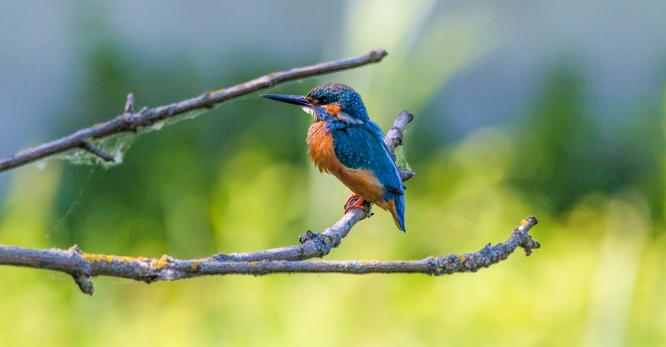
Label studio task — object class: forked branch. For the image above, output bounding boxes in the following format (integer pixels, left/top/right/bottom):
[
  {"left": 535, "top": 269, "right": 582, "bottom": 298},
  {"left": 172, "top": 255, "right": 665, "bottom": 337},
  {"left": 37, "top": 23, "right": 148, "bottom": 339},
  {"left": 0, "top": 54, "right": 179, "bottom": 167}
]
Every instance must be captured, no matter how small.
[{"left": 0, "top": 110, "right": 540, "bottom": 295}]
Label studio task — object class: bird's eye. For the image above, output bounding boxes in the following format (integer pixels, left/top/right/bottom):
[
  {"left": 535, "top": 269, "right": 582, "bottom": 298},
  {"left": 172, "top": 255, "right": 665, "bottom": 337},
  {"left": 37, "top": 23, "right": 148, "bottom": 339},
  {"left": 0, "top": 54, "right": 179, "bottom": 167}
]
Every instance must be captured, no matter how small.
[{"left": 306, "top": 96, "right": 320, "bottom": 105}]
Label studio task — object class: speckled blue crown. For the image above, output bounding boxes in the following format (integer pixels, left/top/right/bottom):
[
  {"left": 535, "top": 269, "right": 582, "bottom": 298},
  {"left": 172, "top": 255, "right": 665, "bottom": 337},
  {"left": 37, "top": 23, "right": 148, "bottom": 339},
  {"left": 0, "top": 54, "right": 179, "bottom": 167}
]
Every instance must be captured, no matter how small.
[{"left": 307, "top": 83, "right": 369, "bottom": 120}]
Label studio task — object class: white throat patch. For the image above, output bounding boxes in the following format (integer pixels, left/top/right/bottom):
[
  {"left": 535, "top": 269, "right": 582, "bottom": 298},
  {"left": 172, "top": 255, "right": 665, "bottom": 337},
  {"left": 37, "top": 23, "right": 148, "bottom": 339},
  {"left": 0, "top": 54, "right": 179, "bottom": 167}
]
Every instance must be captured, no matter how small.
[
  {"left": 301, "top": 107, "right": 318, "bottom": 120},
  {"left": 301, "top": 107, "right": 364, "bottom": 124}
]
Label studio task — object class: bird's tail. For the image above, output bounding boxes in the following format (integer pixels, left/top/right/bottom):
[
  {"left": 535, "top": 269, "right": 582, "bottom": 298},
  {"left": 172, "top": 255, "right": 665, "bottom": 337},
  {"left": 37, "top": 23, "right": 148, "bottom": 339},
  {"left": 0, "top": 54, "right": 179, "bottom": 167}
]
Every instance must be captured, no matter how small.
[{"left": 389, "top": 194, "right": 406, "bottom": 232}]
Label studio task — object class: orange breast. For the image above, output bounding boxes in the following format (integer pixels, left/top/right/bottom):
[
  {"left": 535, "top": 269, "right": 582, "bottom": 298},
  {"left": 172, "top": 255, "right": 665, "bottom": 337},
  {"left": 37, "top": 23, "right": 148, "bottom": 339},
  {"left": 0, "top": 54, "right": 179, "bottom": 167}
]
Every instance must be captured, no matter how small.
[{"left": 307, "top": 122, "right": 386, "bottom": 204}]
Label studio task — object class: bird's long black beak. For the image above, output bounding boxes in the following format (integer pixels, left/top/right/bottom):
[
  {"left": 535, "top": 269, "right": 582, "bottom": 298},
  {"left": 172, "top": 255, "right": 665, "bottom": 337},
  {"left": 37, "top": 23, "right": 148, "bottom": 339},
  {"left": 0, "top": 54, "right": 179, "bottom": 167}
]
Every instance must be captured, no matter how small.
[{"left": 262, "top": 94, "right": 311, "bottom": 107}]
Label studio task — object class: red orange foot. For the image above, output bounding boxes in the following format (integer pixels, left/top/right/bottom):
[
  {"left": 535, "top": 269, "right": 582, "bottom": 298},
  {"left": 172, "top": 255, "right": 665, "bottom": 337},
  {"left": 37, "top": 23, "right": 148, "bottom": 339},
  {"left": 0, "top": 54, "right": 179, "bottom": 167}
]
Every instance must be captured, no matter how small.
[{"left": 344, "top": 194, "right": 372, "bottom": 217}]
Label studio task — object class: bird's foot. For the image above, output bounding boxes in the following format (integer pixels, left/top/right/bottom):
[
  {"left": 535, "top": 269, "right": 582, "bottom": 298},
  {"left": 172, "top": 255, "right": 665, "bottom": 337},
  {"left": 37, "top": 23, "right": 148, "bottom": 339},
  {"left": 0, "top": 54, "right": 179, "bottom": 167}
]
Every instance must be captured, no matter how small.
[{"left": 343, "top": 194, "right": 373, "bottom": 218}]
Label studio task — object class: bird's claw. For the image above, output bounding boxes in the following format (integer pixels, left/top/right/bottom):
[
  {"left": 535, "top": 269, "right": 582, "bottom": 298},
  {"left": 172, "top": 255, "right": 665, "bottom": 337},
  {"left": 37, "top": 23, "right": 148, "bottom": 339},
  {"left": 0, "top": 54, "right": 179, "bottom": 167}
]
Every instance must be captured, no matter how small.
[{"left": 343, "top": 194, "right": 373, "bottom": 218}]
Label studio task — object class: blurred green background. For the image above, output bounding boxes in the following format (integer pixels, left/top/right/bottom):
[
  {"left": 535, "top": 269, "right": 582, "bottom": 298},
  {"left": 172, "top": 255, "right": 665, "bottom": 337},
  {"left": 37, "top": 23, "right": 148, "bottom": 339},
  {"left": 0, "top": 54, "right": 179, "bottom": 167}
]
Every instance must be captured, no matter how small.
[{"left": 1, "top": 1, "right": 665, "bottom": 346}]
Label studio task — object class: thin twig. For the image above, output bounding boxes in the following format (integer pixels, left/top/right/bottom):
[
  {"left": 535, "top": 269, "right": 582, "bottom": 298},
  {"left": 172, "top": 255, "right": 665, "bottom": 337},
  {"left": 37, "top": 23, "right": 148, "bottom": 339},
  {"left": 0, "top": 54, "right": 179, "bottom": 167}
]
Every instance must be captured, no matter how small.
[
  {"left": 385, "top": 110, "right": 416, "bottom": 180},
  {"left": 79, "top": 140, "right": 115, "bottom": 163},
  {"left": 124, "top": 93, "right": 135, "bottom": 114},
  {"left": 0, "top": 49, "right": 388, "bottom": 173},
  {"left": 0, "top": 217, "right": 539, "bottom": 295}
]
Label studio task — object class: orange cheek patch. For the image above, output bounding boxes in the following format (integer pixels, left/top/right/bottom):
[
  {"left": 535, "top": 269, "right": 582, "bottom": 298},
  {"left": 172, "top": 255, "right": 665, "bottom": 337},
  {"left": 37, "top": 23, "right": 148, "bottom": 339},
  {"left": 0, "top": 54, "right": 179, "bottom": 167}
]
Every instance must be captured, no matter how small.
[{"left": 322, "top": 102, "right": 341, "bottom": 116}]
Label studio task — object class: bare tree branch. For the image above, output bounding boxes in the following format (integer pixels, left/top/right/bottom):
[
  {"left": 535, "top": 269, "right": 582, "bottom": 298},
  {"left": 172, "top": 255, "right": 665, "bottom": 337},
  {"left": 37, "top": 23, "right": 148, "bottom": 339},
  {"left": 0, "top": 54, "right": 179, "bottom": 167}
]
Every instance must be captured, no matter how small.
[
  {"left": 0, "top": 217, "right": 539, "bottom": 295},
  {"left": 0, "top": 49, "right": 388, "bottom": 173}
]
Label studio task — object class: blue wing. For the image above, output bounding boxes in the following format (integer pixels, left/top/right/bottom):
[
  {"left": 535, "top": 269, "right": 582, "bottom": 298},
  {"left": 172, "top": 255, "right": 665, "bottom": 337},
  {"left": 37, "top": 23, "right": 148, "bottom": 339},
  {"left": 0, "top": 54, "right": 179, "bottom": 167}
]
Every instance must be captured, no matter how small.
[
  {"left": 330, "top": 120, "right": 406, "bottom": 231},
  {"left": 330, "top": 121, "right": 403, "bottom": 195}
]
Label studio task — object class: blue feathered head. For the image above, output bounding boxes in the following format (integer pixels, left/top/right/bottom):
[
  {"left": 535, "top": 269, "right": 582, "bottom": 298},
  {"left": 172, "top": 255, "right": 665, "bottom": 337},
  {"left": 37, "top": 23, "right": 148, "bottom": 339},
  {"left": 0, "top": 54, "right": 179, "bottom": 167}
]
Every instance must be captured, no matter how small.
[{"left": 263, "top": 83, "right": 369, "bottom": 124}]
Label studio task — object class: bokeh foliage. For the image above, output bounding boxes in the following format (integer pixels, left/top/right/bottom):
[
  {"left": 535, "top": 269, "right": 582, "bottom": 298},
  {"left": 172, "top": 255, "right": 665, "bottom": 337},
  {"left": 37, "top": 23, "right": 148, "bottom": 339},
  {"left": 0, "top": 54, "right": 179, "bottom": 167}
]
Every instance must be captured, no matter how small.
[{"left": 1, "top": 1, "right": 665, "bottom": 346}]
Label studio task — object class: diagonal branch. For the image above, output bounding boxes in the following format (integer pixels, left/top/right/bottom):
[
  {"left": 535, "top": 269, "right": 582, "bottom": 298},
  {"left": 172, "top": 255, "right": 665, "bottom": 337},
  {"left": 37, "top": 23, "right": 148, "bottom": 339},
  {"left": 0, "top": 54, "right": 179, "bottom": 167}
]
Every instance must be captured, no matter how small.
[{"left": 0, "top": 49, "right": 388, "bottom": 173}]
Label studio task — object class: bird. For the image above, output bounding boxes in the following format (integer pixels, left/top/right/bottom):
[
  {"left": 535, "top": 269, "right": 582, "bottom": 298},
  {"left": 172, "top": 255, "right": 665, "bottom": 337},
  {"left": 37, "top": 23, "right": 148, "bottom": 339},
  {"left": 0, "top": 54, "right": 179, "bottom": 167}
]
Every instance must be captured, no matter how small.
[{"left": 262, "top": 83, "right": 406, "bottom": 232}]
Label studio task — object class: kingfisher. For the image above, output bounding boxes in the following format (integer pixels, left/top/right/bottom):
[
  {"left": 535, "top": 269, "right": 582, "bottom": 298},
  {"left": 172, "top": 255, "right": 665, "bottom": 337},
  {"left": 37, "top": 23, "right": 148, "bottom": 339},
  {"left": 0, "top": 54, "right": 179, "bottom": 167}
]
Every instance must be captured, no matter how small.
[{"left": 263, "top": 83, "right": 406, "bottom": 232}]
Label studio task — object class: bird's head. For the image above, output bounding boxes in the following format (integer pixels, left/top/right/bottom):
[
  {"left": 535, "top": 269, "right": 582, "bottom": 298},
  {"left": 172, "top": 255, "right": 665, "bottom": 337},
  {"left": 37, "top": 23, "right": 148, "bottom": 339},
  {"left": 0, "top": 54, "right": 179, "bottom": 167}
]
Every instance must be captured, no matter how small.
[{"left": 262, "top": 83, "right": 368, "bottom": 125}]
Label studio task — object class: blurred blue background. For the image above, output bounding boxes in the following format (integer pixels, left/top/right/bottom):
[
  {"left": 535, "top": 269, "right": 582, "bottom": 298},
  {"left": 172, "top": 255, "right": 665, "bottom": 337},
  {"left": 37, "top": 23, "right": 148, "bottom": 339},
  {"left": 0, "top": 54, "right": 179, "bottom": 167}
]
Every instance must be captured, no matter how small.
[{"left": 1, "top": 1, "right": 665, "bottom": 346}]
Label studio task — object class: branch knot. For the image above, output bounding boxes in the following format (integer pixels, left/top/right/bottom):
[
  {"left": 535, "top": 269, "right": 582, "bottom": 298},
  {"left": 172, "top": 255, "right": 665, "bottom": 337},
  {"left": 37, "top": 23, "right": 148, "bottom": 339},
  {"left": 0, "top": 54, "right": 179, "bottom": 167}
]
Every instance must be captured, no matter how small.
[
  {"left": 299, "top": 231, "right": 339, "bottom": 258},
  {"left": 67, "top": 245, "right": 94, "bottom": 295}
]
